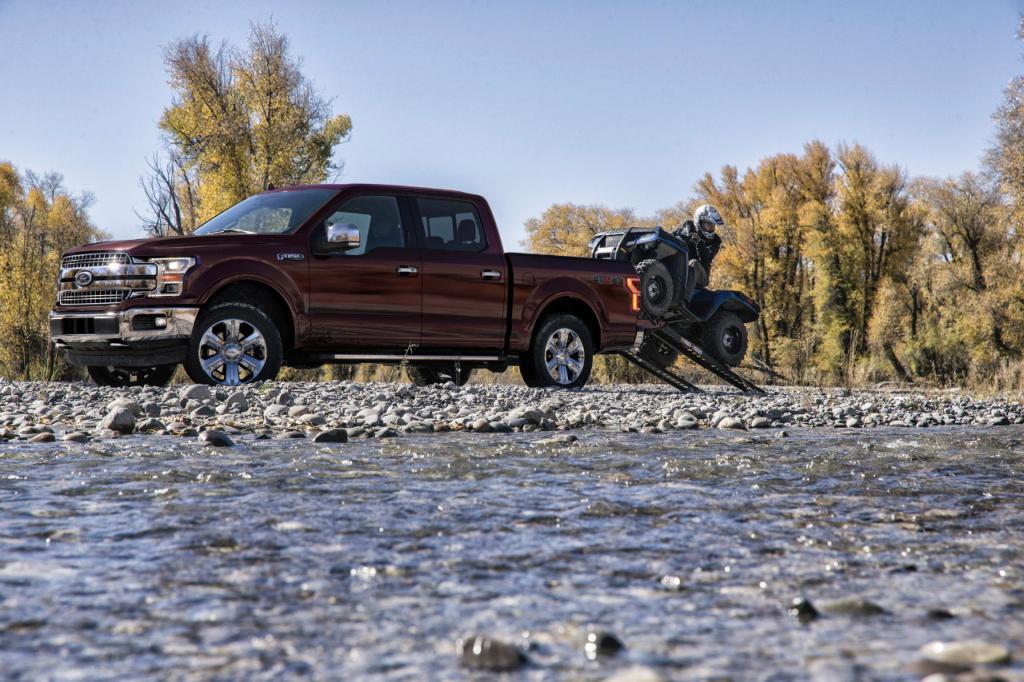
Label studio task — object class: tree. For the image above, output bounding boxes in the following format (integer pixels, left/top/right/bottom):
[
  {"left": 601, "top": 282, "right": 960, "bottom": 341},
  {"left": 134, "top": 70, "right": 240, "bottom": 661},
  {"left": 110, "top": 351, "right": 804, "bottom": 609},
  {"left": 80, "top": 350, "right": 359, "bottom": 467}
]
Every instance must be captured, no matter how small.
[
  {"left": 523, "top": 203, "right": 646, "bottom": 256},
  {"left": 0, "top": 163, "right": 104, "bottom": 379},
  {"left": 141, "top": 22, "right": 352, "bottom": 235}
]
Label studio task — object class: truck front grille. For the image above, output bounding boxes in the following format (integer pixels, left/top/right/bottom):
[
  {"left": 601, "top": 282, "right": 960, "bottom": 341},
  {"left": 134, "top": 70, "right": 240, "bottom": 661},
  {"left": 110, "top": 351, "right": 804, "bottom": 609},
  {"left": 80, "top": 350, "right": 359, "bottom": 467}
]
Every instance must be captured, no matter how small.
[
  {"left": 61, "top": 252, "right": 130, "bottom": 269},
  {"left": 56, "top": 251, "right": 157, "bottom": 307},
  {"left": 57, "top": 289, "right": 131, "bottom": 306}
]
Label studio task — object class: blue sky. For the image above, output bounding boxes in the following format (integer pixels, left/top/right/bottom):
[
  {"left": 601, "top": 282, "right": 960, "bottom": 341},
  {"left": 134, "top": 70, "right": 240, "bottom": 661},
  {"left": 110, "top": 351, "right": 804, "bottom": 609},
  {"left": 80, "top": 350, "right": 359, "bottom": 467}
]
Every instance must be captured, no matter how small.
[{"left": 0, "top": 0, "right": 1021, "bottom": 246}]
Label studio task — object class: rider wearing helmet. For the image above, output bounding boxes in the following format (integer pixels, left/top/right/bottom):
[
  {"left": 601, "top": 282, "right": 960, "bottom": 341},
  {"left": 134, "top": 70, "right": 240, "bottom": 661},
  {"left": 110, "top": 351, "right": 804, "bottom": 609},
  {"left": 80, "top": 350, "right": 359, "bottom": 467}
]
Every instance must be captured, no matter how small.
[{"left": 674, "top": 204, "right": 724, "bottom": 301}]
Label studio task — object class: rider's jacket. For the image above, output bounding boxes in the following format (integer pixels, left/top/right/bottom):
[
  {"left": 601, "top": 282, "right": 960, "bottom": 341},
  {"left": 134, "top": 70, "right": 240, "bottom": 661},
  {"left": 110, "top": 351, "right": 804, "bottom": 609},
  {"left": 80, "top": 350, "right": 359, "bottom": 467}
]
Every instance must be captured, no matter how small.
[{"left": 674, "top": 220, "right": 722, "bottom": 276}]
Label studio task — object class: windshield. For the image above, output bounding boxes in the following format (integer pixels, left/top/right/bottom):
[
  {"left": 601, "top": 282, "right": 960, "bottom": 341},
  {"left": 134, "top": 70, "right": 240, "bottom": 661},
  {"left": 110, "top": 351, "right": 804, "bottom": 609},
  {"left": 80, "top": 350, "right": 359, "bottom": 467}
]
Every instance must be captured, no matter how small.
[{"left": 193, "top": 188, "right": 338, "bottom": 236}]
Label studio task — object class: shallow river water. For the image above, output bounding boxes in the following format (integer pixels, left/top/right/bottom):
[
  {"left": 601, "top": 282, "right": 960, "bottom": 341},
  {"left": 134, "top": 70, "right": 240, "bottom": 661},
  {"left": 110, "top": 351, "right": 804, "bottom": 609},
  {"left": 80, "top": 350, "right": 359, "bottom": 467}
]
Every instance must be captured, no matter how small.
[{"left": 1, "top": 427, "right": 1023, "bottom": 680}]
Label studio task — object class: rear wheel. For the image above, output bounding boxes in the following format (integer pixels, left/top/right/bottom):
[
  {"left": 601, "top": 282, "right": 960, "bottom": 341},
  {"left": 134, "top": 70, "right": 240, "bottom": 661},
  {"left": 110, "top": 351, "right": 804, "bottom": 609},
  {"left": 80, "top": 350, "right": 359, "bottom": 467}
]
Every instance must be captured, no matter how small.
[
  {"left": 184, "top": 302, "right": 282, "bottom": 386},
  {"left": 406, "top": 364, "right": 474, "bottom": 386},
  {"left": 636, "top": 259, "right": 674, "bottom": 319},
  {"left": 524, "top": 314, "right": 593, "bottom": 388},
  {"left": 87, "top": 364, "right": 176, "bottom": 387},
  {"left": 700, "top": 311, "right": 748, "bottom": 367}
]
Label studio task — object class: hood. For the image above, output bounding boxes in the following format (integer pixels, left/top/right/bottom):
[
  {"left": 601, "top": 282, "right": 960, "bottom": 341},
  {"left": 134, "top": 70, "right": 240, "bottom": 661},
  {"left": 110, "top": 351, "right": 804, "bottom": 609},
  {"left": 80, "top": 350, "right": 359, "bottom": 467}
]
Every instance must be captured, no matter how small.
[{"left": 63, "top": 232, "right": 290, "bottom": 258}]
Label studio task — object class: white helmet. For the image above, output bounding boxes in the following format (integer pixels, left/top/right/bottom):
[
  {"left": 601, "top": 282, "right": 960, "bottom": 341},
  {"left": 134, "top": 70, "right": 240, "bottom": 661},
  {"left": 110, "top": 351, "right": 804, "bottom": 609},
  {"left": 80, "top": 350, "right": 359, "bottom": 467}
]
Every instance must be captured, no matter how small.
[{"left": 693, "top": 204, "right": 724, "bottom": 236}]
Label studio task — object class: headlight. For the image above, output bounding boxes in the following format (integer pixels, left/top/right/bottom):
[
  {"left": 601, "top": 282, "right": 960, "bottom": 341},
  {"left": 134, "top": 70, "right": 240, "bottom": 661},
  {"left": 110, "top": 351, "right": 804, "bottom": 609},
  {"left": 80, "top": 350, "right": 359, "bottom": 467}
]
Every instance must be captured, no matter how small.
[{"left": 149, "top": 257, "right": 196, "bottom": 296}]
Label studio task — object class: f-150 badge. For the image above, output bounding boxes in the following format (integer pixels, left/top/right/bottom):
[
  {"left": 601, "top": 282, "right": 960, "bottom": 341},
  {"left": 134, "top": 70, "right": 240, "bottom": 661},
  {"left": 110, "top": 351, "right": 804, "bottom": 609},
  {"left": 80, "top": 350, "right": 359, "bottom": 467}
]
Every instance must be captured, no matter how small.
[{"left": 277, "top": 252, "right": 305, "bottom": 261}]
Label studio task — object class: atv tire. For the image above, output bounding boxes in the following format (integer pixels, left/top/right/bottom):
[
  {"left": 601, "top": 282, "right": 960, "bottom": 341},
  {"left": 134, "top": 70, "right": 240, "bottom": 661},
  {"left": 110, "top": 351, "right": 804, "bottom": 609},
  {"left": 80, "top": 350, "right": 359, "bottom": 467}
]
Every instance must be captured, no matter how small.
[
  {"left": 701, "top": 311, "right": 748, "bottom": 367},
  {"left": 636, "top": 259, "right": 674, "bottom": 319}
]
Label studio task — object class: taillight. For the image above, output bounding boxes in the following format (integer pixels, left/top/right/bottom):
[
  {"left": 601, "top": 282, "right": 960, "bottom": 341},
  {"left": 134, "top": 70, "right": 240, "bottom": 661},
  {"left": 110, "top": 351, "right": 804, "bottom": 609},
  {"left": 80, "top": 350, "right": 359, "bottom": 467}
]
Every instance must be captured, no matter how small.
[{"left": 625, "top": 276, "right": 641, "bottom": 312}]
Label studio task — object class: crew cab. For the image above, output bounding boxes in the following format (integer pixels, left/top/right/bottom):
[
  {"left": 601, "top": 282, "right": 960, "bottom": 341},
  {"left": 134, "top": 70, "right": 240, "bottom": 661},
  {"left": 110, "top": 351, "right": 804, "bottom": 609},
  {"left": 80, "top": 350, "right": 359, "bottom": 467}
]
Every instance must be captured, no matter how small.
[{"left": 50, "top": 184, "right": 642, "bottom": 388}]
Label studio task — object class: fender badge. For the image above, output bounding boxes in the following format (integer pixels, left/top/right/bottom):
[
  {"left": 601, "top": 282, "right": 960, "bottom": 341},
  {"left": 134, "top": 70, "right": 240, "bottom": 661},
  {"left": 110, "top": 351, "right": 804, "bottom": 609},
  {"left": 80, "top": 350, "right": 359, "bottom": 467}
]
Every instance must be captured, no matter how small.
[{"left": 276, "top": 252, "right": 305, "bottom": 261}]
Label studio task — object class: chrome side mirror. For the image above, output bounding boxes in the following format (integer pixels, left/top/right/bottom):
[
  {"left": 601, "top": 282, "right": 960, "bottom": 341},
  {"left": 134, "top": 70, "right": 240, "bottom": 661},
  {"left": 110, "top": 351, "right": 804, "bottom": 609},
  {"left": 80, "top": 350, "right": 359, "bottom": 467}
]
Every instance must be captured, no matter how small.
[{"left": 326, "top": 223, "right": 361, "bottom": 250}]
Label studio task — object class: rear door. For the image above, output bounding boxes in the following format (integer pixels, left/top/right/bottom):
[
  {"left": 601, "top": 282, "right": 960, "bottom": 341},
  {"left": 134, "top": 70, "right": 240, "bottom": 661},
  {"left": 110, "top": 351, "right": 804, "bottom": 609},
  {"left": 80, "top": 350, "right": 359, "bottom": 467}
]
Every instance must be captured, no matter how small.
[
  {"left": 306, "top": 194, "right": 422, "bottom": 349},
  {"left": 412, "top": 196, "right": 507, "bottom": 350}
]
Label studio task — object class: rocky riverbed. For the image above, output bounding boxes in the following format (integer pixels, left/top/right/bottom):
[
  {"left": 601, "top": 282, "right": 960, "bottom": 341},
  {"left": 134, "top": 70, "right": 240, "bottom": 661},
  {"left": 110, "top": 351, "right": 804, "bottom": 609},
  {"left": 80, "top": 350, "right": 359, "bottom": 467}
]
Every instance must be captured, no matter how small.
[{"left": 0, "top": 380, "right": 1020, "bottom": 445}]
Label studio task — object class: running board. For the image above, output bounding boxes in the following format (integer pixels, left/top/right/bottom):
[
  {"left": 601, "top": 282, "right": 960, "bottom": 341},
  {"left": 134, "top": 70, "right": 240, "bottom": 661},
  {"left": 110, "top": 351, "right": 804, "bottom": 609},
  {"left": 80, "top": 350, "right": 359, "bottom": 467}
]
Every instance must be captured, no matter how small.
[
  {"left": 328, "top": 354, "right": 504, "bottom": 362},
  {"left": 651, "top": 328, "right": 766, "bottom": 394},
  {"left": 615, "top": 350, "right": 700, "bottom": 393}
]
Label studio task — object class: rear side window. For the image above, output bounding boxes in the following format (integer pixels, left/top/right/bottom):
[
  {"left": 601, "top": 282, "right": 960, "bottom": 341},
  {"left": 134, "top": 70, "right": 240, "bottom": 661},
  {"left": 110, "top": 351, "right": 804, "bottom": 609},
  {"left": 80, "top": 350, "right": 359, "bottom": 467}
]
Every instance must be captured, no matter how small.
[{"left": 416, "top": 198, "right": 487, "bottom": 252}]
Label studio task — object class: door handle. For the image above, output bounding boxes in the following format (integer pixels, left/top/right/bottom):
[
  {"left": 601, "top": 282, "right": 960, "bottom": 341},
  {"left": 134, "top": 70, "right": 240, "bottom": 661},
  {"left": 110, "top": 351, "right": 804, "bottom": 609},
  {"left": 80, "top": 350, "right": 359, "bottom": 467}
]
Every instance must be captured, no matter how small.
[
  {"left": 396, "top": 266, "right": 419, "bottom": 276},
  {"left": 481, "top": 269, "right": 502, "bottom": 280}
]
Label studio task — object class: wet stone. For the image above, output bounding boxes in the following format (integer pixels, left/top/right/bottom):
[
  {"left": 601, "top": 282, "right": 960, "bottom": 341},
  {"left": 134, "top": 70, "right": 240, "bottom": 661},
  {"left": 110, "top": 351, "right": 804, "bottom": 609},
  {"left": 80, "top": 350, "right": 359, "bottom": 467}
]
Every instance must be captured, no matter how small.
[
  {"left": 457, "top": 635, "right": 527, "bottom": 671},
  {"left": 312, "top": 428, "right": 348, "bottom": 444},
  {"left": 819, "top": 597, "right": 886, "bottom": 617},
  {"left": 717, "top": 417, "right": 747, "bottom": 431},
  {"left": 61, "top": 431, "right": 89, "bottom": 443},
  {"left": 919, "top": 640, "right": 1011, "bottom": 666},
  {"left": 788, "top": 597, "right": 819, "bottom": 623},
  {"left": 584, "top": 630, "right": 623, "bottom": 659},
  {"left": 198, "top": 430, "right": 235, "bottom": 447},
  {"left": 279, "top": 431, "right": 306, "bottom": 439},
  {"left": 98, "top": 407, "right": 135, "bottom": 435},
  {"left": 29, "top": 432, "right": 55, "bottom": 443},
  {"left": 536, "top": 434, "right": 578, "bottom": 446}
]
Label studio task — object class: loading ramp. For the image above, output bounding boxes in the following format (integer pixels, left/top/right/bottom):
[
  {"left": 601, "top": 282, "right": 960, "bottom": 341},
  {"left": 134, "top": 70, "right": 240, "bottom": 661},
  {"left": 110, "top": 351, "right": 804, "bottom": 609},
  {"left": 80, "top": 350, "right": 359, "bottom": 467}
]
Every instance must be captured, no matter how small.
[{"left": 619, "top": 327, "right": 767, "bottom": 395}]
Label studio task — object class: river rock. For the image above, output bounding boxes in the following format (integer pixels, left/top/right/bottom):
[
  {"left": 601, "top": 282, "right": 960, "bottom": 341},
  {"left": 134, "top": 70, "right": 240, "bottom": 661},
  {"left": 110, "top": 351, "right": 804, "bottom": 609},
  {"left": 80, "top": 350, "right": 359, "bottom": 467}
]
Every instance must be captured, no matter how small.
[
  {"left": 819, "top": 597, "right": 886, "bottom": 616},
  {"left": 313, "top": 428, "right": 348, "bottom": 443},
  {"left": 61, "top": 431, "right": 89, "bottom": 443},
  {"left": 717, "top": 417, "right": 747, "bottom": 431},
  {"left": 919, "top": 640, "right": 1011, "bottom": 666},
  {"left": 180, "top": 385, "right": 212, "bottom": 402},
  {"left": 536, "top": 434, "right": 578, "bottom": 446},
  {"left": 584, "top": 630, "right": 624, "bottom": 659},
  {"left": 457, "top": 635, "right": 527, "bottom": 671},
  {"left": 788, "top": 597, "right": 819, "bottom": 623},
  {"left": 199, "top": 429, "right": 235, "bottom": 447},
  {"left": 29, "top": 432, "right": 55, "bottom": 443},
  {"left": 98, "top": 407, "right": 135, "bottom": 435}
]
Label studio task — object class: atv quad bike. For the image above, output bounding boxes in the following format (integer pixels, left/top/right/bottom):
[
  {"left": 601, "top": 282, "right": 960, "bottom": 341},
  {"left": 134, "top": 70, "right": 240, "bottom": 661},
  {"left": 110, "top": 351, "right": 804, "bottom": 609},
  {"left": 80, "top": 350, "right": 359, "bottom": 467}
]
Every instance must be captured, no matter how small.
[{"left": 589, "top": 226, "right": 760, "bottom": 368}]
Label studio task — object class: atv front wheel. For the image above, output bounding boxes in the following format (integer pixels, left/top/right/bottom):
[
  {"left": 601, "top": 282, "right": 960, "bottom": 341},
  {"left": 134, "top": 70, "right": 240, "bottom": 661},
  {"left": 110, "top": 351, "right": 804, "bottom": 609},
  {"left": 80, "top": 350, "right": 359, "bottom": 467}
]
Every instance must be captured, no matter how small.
[{"left": 701, "top": 311, "right": 748, "bottom": 367}]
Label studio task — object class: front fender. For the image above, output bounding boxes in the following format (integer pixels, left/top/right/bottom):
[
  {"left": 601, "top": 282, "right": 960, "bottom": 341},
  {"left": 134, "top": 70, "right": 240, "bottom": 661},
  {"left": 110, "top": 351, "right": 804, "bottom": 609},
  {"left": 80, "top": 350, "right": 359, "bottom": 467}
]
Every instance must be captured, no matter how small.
[
  {"left": 689, "top": 289, "right": 760, "bottom": 323},
  {"left": 191, "top": 258, "right": 307, "bottom": 336}
]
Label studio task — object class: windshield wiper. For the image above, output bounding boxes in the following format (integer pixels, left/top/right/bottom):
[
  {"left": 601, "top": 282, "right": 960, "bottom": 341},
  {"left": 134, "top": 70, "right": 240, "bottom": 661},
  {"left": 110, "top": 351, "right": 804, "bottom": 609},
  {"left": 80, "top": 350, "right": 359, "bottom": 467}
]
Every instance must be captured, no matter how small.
[{"left": 210, "top": 228, "right": 256, "bottom": 235}]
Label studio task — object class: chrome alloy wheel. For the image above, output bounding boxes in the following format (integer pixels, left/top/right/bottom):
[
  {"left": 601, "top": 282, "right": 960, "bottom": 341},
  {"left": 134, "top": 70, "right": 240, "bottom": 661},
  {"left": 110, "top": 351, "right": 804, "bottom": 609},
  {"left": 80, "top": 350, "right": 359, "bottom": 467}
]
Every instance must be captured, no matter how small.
[
  {"left": 543, "top": 327, "right": 585, "bottom": 385},
  {"left": 196, "top": 318, "right": 267, "bottom": 385}
]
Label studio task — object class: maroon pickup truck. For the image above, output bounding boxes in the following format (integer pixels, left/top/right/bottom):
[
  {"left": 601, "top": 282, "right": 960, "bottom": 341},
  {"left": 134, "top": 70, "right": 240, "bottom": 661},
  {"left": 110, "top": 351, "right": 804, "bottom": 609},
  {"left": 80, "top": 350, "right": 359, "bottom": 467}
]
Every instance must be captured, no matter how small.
[{"left": 50, "top": 184, "right": 642, "bottom": 388}]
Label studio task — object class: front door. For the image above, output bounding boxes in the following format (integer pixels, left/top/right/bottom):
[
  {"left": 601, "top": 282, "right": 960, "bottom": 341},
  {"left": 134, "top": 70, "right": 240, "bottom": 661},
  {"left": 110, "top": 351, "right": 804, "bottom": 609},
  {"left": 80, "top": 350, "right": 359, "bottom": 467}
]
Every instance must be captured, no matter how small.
[{"left": 306, "top": 194, "right": 422, "bottom": 350}]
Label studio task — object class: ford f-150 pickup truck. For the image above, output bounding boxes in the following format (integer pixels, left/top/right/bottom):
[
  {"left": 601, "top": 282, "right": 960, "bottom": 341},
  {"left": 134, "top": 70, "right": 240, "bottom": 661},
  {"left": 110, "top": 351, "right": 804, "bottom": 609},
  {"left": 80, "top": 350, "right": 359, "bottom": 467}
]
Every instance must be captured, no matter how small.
[{"left": 50, "top": 184, "right": 642, "bottom": 388}]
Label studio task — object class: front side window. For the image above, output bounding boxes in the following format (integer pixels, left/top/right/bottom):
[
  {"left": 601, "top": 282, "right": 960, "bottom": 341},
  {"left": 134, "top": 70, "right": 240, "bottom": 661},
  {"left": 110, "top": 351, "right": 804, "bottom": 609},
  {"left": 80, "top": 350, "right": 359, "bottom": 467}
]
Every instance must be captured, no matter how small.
[
  {"left": 416, "top": 198, "right": 486, "bottom": 252},
  {"left": 194, "top": 188, "right": 337, "bottom": 235},
  {"left": 320, "top": 195, "right": 404, "bottom": 256}
]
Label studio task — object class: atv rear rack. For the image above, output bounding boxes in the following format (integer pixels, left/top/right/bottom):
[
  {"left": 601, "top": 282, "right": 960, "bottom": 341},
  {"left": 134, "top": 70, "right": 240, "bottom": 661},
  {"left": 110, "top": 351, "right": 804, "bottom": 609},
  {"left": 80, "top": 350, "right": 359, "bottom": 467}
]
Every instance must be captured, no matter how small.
[{"left": 619, "top": 328, "right": 766, "bottom": 394}]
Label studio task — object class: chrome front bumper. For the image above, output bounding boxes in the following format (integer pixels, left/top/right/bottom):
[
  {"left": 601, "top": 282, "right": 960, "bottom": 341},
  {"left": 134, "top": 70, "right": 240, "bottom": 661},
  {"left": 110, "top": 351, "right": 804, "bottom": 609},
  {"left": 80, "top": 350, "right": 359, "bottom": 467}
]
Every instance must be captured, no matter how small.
[{"left": 50, "top": 307, "right": 198, "bottom": 345}]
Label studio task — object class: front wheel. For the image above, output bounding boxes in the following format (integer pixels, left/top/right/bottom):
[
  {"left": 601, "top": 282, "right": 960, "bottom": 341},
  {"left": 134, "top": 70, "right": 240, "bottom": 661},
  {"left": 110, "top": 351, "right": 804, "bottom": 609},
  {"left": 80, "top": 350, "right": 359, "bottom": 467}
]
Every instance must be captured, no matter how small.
[
  {"left": 184, "top": 302, "right": 283, "bottom": 386},
  {"left": 87, "top": 364, "right": 176, "bottom": 387},
  {"left": 524, "top": 314, "right": 593, "bottom": 388},
  {"left": 700, "top": 311, "right": 748, "bottom": 367},
  {"left": 406, "top": 364, "right": 474, "bottom": 386}
]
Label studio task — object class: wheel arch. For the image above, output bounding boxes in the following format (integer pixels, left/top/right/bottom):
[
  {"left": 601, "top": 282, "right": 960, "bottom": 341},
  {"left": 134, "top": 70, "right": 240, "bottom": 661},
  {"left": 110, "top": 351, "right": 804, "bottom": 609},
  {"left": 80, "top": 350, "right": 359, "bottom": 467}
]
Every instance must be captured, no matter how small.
[
  {"left": 200, "top": 278, "right": 297, "bottom": 349},
  {"left": 529, "top": 294, "right": 602, "bottom": 350}
]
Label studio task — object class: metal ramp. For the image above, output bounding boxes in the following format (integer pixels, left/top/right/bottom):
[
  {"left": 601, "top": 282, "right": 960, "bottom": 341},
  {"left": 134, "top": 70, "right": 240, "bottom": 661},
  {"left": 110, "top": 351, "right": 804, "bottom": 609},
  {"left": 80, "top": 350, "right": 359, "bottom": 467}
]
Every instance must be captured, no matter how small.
[
  {"left": 617, "top": 327, "right": 766, "bottom": 395},
  {"left": 615, "top": 350, "right": 700, "bottom": 393}
]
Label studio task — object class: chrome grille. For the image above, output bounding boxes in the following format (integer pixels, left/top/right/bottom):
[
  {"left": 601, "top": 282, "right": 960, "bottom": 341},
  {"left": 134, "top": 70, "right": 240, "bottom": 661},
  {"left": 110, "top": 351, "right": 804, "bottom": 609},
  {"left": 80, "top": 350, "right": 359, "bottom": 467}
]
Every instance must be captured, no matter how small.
[
  {"left": 61, "top": 252, "right": 130, "bottom": 269},
  {"left": 57, "top": 289, "right": 130, "bottom": 306}
]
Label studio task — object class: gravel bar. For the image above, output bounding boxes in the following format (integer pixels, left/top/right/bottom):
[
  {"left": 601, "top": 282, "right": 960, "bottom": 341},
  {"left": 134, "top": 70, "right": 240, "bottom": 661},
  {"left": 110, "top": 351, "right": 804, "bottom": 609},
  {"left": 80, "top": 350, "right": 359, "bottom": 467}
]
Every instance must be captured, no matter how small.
[{"left": 0, "top": 380, "right": 1019, "bottom": 444}]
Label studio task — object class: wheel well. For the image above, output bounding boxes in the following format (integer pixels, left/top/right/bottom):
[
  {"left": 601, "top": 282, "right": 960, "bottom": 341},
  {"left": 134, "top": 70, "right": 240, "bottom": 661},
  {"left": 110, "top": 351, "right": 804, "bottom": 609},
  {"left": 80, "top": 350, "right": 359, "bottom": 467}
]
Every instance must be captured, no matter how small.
[
  {"left": 533, "top": 297, "right": 601, "bottom": 349},
  {"left": 205, "top": 282, "right": 295, "bottom": 349}
]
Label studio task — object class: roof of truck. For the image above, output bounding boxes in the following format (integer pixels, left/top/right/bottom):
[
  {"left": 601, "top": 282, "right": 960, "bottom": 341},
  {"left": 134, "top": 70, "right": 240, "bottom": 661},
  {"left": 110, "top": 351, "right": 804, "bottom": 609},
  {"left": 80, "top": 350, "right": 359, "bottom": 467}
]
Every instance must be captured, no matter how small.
[{"left": 264, "top": 183, "right": 487, "bottom": 202}]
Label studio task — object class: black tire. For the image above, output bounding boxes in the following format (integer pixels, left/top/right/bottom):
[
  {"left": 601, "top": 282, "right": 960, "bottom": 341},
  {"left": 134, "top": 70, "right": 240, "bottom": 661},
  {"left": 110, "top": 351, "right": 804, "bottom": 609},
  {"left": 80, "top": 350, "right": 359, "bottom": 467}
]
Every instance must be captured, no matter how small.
[
  {"left": 525, "top": 314, "right": 593, "bottom": 388},
  {"left": 700, "top": 311, "right": 748, "bottom": 367},
  {"left": 638, "top": 335, "right": 679, "bottom": 369},
  {"left": 636, "top": 259, "right": 674, "bottom": 319},
  {"left": 518, "top": 356, "right": 543, "bottom": 387},
  {"left": 406, "top": 364, "right": 474, "bottom": 387},
  {"left": 87, "top": 364, "right": 176, "bottom": 387},
  {"left": 184, "top": 302, "right": 282, "bottom": 385}
]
